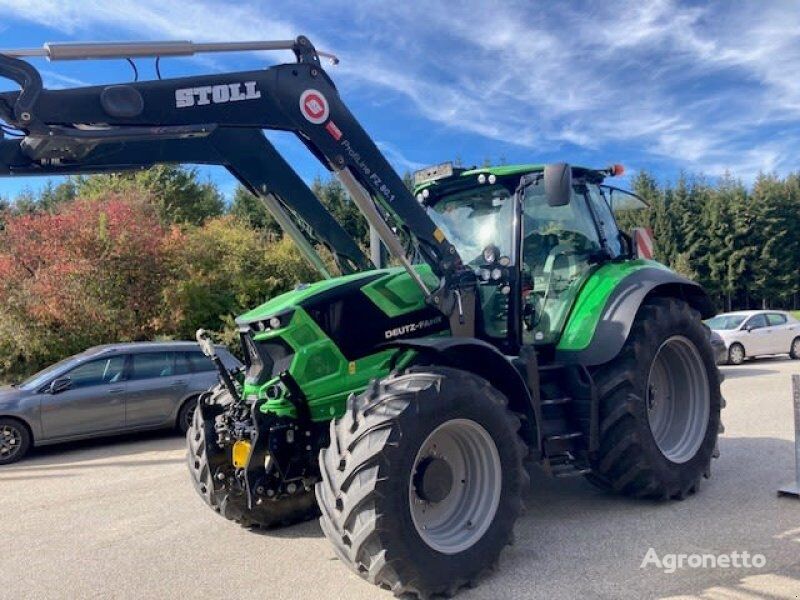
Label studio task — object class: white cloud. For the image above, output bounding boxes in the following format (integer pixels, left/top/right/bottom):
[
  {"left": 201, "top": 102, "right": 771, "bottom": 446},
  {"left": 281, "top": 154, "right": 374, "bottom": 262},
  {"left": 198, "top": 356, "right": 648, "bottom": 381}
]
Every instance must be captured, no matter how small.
[{"left": 2, "top": 0, "right": 799, "bottom": 179}]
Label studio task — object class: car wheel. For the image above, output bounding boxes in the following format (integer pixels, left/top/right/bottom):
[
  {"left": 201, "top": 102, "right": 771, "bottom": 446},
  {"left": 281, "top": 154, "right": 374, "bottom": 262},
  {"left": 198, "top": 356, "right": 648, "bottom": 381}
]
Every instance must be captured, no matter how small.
[
  {"left": 791, "top": 337, "right": 800, "bottom": 360},
  {"left": 177, "top": 397, "right": 199, "bottom": 435},
  {"left": 727, "top": 343, "right": 745, "bottom": 365},
  {"left": 0, "top": 418, "right": 32, "bottom": 465}
]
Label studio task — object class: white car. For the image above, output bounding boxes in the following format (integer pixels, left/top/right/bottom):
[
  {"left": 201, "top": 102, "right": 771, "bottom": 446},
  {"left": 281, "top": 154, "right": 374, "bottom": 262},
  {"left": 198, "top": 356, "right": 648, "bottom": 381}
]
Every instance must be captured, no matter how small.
[{"left": 706, "top": 310, "right": 800, "bottom": 365}]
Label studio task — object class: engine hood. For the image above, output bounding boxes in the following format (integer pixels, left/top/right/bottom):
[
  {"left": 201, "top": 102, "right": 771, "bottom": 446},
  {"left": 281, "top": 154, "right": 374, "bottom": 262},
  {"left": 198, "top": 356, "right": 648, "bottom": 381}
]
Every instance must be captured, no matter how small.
[
  {"left": 0, "top": 385, "right": 26, "bottom": 407},
  {"left": 235, "top": 265, "right": 437, "bottom": 327}
]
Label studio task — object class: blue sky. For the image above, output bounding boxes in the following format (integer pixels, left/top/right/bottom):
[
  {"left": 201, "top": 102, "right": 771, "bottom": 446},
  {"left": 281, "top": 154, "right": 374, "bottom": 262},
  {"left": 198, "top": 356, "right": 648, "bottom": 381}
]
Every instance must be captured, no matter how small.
[{"left": 1, "top": 0, "right": 799, "bottom": 201}]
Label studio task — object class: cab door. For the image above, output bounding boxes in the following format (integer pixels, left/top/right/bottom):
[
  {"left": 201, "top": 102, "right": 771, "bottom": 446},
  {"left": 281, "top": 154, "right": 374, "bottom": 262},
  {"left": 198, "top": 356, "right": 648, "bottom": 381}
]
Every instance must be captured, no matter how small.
[{"left": 520, "top": 181, "right": 605, "bottom": 346}]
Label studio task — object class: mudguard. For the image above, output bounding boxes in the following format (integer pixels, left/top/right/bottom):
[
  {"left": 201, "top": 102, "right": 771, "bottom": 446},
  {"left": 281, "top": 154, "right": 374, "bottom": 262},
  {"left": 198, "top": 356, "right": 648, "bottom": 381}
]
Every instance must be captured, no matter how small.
[
  {"left": 387, "top": 337, "right": 539, "bottom": 448},
  {"left": 555, "top": 265, "right": 716, "bottom": 366}
]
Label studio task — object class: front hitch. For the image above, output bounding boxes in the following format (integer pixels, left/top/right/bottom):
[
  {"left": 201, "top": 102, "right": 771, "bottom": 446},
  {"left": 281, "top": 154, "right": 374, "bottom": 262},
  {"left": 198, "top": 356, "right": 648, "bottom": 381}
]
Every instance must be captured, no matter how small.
[{"left": 196, "top": 328, "right": 240, "bottom": 402}]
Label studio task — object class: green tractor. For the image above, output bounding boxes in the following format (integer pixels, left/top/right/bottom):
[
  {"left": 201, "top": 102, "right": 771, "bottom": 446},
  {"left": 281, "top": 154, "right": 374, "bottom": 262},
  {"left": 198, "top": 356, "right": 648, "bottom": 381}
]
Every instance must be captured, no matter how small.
[
  {"left": 190, "top": 161, "right": 722, "bottom": 596},
  {"left": 0, "top": 37, "right": 722, "bottom": 599}
]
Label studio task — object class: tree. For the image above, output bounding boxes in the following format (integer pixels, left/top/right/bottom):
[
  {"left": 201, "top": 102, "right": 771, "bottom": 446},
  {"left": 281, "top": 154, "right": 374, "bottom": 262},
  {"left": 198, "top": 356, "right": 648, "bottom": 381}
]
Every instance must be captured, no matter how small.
[
  {"left": 163, "top": 215, "right": 320, "bottom": 340},
  {"left": 39, "top": 179, "right": 77, "bottom": 212},
  {"left": 0, "top": 193, "right": 170, "bottom": 379},
  {"left": 312, "top": 176, "right": 369, "bottom": 248},
  {"left": 229, "top": 184, "right": 280, "bottom": 234},
  {"left": 75, "top": 165, "right": 224, "bottom": 225}
]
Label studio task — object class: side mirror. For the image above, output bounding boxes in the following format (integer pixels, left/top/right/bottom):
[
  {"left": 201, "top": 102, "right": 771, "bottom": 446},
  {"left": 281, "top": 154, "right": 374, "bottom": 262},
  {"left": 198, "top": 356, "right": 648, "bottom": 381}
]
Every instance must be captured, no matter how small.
[
  {"left": 49, "top": 377, "right": 71, "bottom": 394},
  {"left": 544, "top": 163, "right": 572, "bottom": 207}
]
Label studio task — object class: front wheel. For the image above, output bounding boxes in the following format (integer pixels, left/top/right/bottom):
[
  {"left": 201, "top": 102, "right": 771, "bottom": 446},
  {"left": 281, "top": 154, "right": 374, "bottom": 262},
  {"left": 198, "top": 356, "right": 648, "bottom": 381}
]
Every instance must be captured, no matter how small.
[
  {"left": 316, "top": 367, "right": 527, "bottom": 598},
  {"left": 587, "top": 297, "right": 723, "bottom": 500},
  {"left": 187, "top": 385, "right": 318, "bottom": 528},
  {"left": 0, "top": 418, "right": 31, "bottom": 465}
]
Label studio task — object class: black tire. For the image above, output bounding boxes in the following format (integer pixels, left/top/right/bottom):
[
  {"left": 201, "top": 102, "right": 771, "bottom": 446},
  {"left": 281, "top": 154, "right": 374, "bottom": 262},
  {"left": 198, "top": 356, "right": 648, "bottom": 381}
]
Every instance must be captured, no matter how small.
[
  {"left": 586, "top": 297, "right": 723, "bottom": 500},
  {"left": 727, "top": 342, "right": 745, "bottom": 365},
  {"left": 790, "top": 337, "right": 800, "bottom": 360},
  {"left": 186, "top": 385, "right": 318, "bottom": 528},
  {"left": 176, "top": 396, "right": 198, "bottom": 435},
  {"left": 0, "top": 417, "right": 32, "bottom": 465},
  {"left": 316, "top": 366, "right": 527, "bottom": 598}
]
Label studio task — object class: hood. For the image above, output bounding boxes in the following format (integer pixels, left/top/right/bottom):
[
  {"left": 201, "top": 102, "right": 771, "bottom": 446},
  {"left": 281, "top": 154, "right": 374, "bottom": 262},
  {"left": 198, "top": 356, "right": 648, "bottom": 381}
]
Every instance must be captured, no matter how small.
[
  {"left": 0, "top": 385, "right": 25, "bottom": 406},
  {"left": 235, "top": 265, "right": 437, "bottom": 326}
]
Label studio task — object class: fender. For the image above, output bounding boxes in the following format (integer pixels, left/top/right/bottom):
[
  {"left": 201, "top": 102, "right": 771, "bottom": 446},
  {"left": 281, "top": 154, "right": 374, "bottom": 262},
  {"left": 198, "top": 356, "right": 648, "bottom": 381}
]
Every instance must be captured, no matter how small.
[
  {"left": 387, "top": 337, "right": 540, "bottom": 449},
  {"left": 556, "top": 265, "right": 716, "bottom": 366}
]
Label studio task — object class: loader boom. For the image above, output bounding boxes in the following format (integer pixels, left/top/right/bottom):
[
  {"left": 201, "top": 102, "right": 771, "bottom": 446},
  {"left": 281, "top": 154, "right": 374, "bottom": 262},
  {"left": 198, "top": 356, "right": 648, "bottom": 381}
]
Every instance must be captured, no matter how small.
[{"left": 0, "top": 36, "right": 472, "bottom": 331}]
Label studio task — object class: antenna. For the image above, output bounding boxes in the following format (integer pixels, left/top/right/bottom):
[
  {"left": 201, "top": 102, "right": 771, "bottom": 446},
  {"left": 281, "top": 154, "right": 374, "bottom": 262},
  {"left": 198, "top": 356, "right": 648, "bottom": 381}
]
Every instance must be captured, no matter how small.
[{"left": 0, "top": 39, "right": 339, "bottom": 65}]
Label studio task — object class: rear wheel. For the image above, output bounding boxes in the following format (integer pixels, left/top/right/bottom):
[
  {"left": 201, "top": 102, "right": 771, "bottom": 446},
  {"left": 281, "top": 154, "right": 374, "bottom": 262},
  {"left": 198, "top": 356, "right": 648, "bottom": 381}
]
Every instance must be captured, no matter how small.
[
  {"left": 0, "top": 418, "right": 31, "bottom": 465},
  {"left": 186, "top": 385, "right": 318, "bottom": 528},
  {"left": 790, "top": 337, "right": 800, "bottom": 360},
  {"left": 727, "top": 342, "right": 745, "bottom": 365},
  {"left": 316, "top": 367, "right": 527, "bottom": 598},
  {"left": 587, "top": 297, "right": 723, "bottom": 499}
]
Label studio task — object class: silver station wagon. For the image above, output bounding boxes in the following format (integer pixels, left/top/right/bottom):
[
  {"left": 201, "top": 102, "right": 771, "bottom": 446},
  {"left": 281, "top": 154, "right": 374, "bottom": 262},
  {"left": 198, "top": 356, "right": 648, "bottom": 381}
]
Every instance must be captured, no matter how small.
[{"left": 0, "top": 341, "right": 240, "bottom": 464}]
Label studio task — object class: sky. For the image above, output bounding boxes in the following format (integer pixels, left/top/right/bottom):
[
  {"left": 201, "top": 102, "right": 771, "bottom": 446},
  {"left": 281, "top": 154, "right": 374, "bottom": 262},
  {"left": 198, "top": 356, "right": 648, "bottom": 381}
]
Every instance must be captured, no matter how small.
[{"left": 0, "top": 0, "right": 799, "bottom": 201}]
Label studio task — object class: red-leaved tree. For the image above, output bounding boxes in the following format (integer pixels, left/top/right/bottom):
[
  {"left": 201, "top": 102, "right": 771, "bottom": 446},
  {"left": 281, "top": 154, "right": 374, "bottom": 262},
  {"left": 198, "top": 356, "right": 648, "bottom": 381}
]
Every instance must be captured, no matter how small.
[{"left": 0, "top": 193, "right": 171, "bottom": 375}]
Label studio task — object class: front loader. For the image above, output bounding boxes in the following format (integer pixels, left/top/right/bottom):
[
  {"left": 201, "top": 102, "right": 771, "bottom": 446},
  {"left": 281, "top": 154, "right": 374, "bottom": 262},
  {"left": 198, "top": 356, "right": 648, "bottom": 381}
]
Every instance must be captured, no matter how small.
[{"left": 0, "top": 37, "right": 723, "bottom": 598}]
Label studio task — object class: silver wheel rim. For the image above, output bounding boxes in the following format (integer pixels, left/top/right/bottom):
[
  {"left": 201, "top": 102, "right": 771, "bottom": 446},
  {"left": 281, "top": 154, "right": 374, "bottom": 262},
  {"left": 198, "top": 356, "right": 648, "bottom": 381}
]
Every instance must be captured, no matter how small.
[
  {"left": 408, "top": 419, "right": 501, "bottom": 555},
  {"left": 0, "top": 425, "right": 22, "bottom": 460},
  {"left": 792, "top": 339, "right": 800, "bottom": 356},
  {"left": 647, "top": 336, "right": 711, "bottom": 464},
  {"left": 730, "top": 345, "right": 744, "bottom": 364}
]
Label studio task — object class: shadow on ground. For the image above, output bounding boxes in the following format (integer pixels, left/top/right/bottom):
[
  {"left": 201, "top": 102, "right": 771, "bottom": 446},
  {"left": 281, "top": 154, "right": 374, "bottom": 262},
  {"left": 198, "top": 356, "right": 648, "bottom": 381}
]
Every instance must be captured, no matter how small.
[{"left": 1, "top": 429, "right": 184, "bottom": 472}]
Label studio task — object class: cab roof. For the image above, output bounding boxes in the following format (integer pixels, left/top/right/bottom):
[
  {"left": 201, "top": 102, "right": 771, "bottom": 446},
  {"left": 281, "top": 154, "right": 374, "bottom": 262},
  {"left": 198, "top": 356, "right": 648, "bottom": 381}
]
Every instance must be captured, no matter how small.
[{"left": 412, "top": 162, "right": 601, "bottom": 196}]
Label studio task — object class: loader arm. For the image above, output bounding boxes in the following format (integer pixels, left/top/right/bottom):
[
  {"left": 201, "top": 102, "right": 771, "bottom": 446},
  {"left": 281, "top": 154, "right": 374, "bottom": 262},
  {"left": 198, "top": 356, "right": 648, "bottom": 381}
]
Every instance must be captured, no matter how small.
[
  {"left": 0, "top": 125, "right": 371, "bottom": 276},
  {"left": 0, "top": 36, "right": 474, "bottom": 333}
]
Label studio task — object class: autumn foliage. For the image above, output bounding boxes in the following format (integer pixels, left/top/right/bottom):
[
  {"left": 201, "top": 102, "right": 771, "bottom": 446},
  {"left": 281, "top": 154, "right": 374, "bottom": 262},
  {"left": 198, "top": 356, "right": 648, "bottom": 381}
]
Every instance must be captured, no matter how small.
[{"left": 0, "top": 191, "right": 319, "bottom": 380}]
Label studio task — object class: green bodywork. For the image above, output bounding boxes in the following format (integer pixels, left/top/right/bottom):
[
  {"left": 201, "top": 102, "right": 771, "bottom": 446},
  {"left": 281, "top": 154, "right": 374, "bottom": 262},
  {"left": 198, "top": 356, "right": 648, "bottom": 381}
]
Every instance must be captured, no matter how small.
[
  {"left": 234, "top": 163, "right": 666, "bottom": 423},
  {"left": 237, "top": 265, "right": 439, "bottom": 421},
  {"left": 557, "top": 259, "right": 670, "bottom": 351}
]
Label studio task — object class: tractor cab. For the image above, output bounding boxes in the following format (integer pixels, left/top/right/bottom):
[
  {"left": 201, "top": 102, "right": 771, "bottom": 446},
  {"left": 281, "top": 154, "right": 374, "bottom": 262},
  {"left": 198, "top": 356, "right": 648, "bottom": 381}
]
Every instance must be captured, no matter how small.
[{"left": 416, "top": 162, "right": 644, "bottom": 355}]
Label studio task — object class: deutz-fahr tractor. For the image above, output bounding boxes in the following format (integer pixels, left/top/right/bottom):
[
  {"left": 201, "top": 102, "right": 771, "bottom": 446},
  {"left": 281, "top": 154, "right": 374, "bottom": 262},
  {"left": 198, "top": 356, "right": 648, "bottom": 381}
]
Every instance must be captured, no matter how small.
[{"left": 0, "top": 37, "right": 722, "bottom": 598}]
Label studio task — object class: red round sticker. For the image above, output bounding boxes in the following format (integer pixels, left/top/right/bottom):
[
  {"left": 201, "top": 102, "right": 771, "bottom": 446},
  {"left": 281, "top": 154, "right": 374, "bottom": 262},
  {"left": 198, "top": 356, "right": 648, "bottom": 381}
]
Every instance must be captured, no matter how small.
[{"left": 299, "top": 89, "right": 329, "bottom": 124}]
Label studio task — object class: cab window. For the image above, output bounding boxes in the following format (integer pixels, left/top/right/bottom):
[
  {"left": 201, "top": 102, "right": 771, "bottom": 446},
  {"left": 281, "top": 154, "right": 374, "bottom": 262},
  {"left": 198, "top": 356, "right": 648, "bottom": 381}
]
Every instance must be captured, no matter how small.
[
  {"left": 586, "top": 185, "right": 622, "bottom": 257},
  {"left": 521, "top": 182, "right": 600, "bottom": 345}
]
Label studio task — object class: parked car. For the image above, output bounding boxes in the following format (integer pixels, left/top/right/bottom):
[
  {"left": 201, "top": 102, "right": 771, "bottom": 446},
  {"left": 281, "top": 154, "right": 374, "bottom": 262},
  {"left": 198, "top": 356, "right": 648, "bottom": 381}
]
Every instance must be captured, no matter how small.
[
  {"left": 0, "top": 342, "right": 240, "bottom": 464},
  {"left": 707, "top": 329, "right": 728, "bottom": 365},
  {"left": 705, "top": 310, "right": 800, "bottom": 365}
]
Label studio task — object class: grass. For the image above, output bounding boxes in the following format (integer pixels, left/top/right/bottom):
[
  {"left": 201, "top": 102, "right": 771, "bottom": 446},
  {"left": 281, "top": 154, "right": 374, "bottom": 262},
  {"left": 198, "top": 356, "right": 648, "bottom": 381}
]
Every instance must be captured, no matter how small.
[{"left": 792, "top": 311, "right": 800, "bottom": 320}]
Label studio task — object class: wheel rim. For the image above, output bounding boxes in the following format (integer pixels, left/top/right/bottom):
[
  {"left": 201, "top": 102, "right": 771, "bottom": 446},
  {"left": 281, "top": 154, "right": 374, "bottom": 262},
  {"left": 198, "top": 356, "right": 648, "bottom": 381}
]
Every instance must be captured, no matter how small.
[
  {"left": 646, "top": 336, "right": 711, "bottom": 464},
  {"left": 730, "top": 345, "right": 744, "bottom": 364},
  {"left": 408, "top": 419, "right": 501, "bottom": 555},
  {"left": 0, "top": 425, "right": 22, "bottom": 460},
  {"left": 792, "top": 339, "right": 800, "bottom": 356}
]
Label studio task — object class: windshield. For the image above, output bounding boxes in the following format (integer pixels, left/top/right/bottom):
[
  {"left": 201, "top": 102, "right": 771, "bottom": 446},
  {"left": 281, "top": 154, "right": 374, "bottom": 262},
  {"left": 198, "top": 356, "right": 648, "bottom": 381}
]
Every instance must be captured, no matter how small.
[
  {"left": 19, "top": 354, "right": 81, "bottom": 390},
  {"left": 706, "top": 315, "right": 746, "bottom": 330},
  {"left": 427, "top": 183, "right": 515, "bottom": 266}
]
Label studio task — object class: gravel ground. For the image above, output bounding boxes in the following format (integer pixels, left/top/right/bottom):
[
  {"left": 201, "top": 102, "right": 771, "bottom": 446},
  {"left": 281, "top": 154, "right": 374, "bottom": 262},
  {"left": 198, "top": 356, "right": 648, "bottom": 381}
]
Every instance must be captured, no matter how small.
[{"left": 1, "top": 357, "right": 799, "bottom": 599}]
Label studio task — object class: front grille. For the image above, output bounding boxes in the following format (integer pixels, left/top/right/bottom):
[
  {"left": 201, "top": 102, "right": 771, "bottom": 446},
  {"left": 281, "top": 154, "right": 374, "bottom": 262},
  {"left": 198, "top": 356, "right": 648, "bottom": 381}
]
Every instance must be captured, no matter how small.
[{"left": 240, "top": 331, "right": 294, "bottom": 386}]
